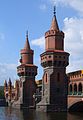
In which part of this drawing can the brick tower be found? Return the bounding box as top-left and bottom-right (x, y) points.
(8, 78), (12, 102)
(17, 32), (37, 108)
(37, 7), (69, 112)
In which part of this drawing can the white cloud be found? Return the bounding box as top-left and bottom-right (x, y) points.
(63, 17), (83, 72)
(31, 36), (45, 49)
(0, 63), (18, 85)
(50, 0), (83, 14)
(39, 4), (47, 10)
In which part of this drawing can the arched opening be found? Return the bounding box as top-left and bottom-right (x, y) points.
(78, 83), (82, 95)
(46, 73), (47, 83)
(74, 84), (77, 95)
(69, 101), (83, 112)
(69, 84), (72, 95)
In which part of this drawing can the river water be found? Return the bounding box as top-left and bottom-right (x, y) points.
(0, 107), (83, 120)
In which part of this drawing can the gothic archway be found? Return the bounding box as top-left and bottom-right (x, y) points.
(69, 84), (72, 95)
(78, 83), (82, 95)
(74, 83), (77, 95)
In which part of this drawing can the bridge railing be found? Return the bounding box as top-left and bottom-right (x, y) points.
(68, 92), (82, 96)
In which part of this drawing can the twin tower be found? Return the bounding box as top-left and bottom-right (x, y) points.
(17, 9), (69, 111)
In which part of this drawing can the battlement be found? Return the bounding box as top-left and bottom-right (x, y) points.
(45, 30), (64, 38)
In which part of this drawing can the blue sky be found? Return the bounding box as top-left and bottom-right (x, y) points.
(0, 0), (83, 85)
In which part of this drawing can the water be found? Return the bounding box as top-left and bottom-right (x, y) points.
(0, 107), (83, 120)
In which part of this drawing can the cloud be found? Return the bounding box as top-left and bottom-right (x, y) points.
(31, 17), (83, 73)
(50, 0), (83, 14)
(39, 4), (47, 10)
(31, 36), (45, 49)
(0, 63), (18, 85)
(63, 17), (83, 72)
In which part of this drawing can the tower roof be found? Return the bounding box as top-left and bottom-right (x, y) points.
(24, 31), (30, 50)
(50, 6), (59, 31)
(4, 80), (7, 86)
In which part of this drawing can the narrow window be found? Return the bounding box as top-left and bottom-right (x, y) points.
(46, 73), (47, 83)
(74, 84), (77, 95)
(69, 84), (72, 95)
(78, 83), (82, 95)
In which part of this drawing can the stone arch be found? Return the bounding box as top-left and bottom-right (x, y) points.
(74, 83), (77, 95)
(68, 96), (83, 109)
(46, 73), (48, 83)
(68, 101), (83, 112)
(78, 83), (82, 95)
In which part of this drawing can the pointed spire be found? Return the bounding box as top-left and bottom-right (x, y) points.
(4, 80), (7, 87)
(24, 31), (30, 50)
(8, 78), (12, 84)
(53, 6), (56, 16)
(50, 6), (59, 31)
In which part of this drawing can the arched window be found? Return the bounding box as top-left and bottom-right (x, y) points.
(74, 84), (77, 95)
(69, 84), (72, 95)
(78, 83), (82, 95)
(46, 73), (47, 83)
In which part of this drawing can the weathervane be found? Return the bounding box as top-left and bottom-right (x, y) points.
(53, 6), (56, 16)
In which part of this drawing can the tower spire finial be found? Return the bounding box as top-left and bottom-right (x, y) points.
(26, 30), (28, 38)
(50, 5), (59, 31)
(53, 6), (56, 16)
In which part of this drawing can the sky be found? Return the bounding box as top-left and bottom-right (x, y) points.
(0, 0), (83, 85)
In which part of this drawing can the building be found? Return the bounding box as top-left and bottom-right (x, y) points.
(4, 78), (20, 105)
(17, 32), (37, 108)
(4, 33), (38, 108)
(4, 7), (83, 112)
(36, 7), (69, 112)
(68, 70), (83, 96)
(4, 7), (70, 111)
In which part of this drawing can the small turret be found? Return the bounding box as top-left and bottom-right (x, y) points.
(24, 31), (30, 50)
(4, 80), (7, 89)
(17, 31), (37, 108)
(8, 78), (12, 88)
(8, 78), (12, 101)
(4, 80), (8, 99)
(20, 31), (34, 64)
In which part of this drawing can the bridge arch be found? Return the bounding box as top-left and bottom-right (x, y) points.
(68, 101), (83, 112)
(68, 96), (83, 111)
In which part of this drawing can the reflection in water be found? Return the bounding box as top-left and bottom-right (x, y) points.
(0, 107), (83, 120)
(68, 112), (83, 120)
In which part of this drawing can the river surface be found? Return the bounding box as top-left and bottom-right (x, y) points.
(0, 107), (83, 120)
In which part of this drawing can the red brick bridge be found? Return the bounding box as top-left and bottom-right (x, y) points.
(68, 95), (83, 111)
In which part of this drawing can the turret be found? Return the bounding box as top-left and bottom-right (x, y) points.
(37, 6), (70, 112)
(20, 31), (34, 64)
(45, 7), (64, 51)
(4, 80), (8, 99)
(17, 31), (37, 108)
(8, 78), (12, 101)
(4, 80), (7, 90)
